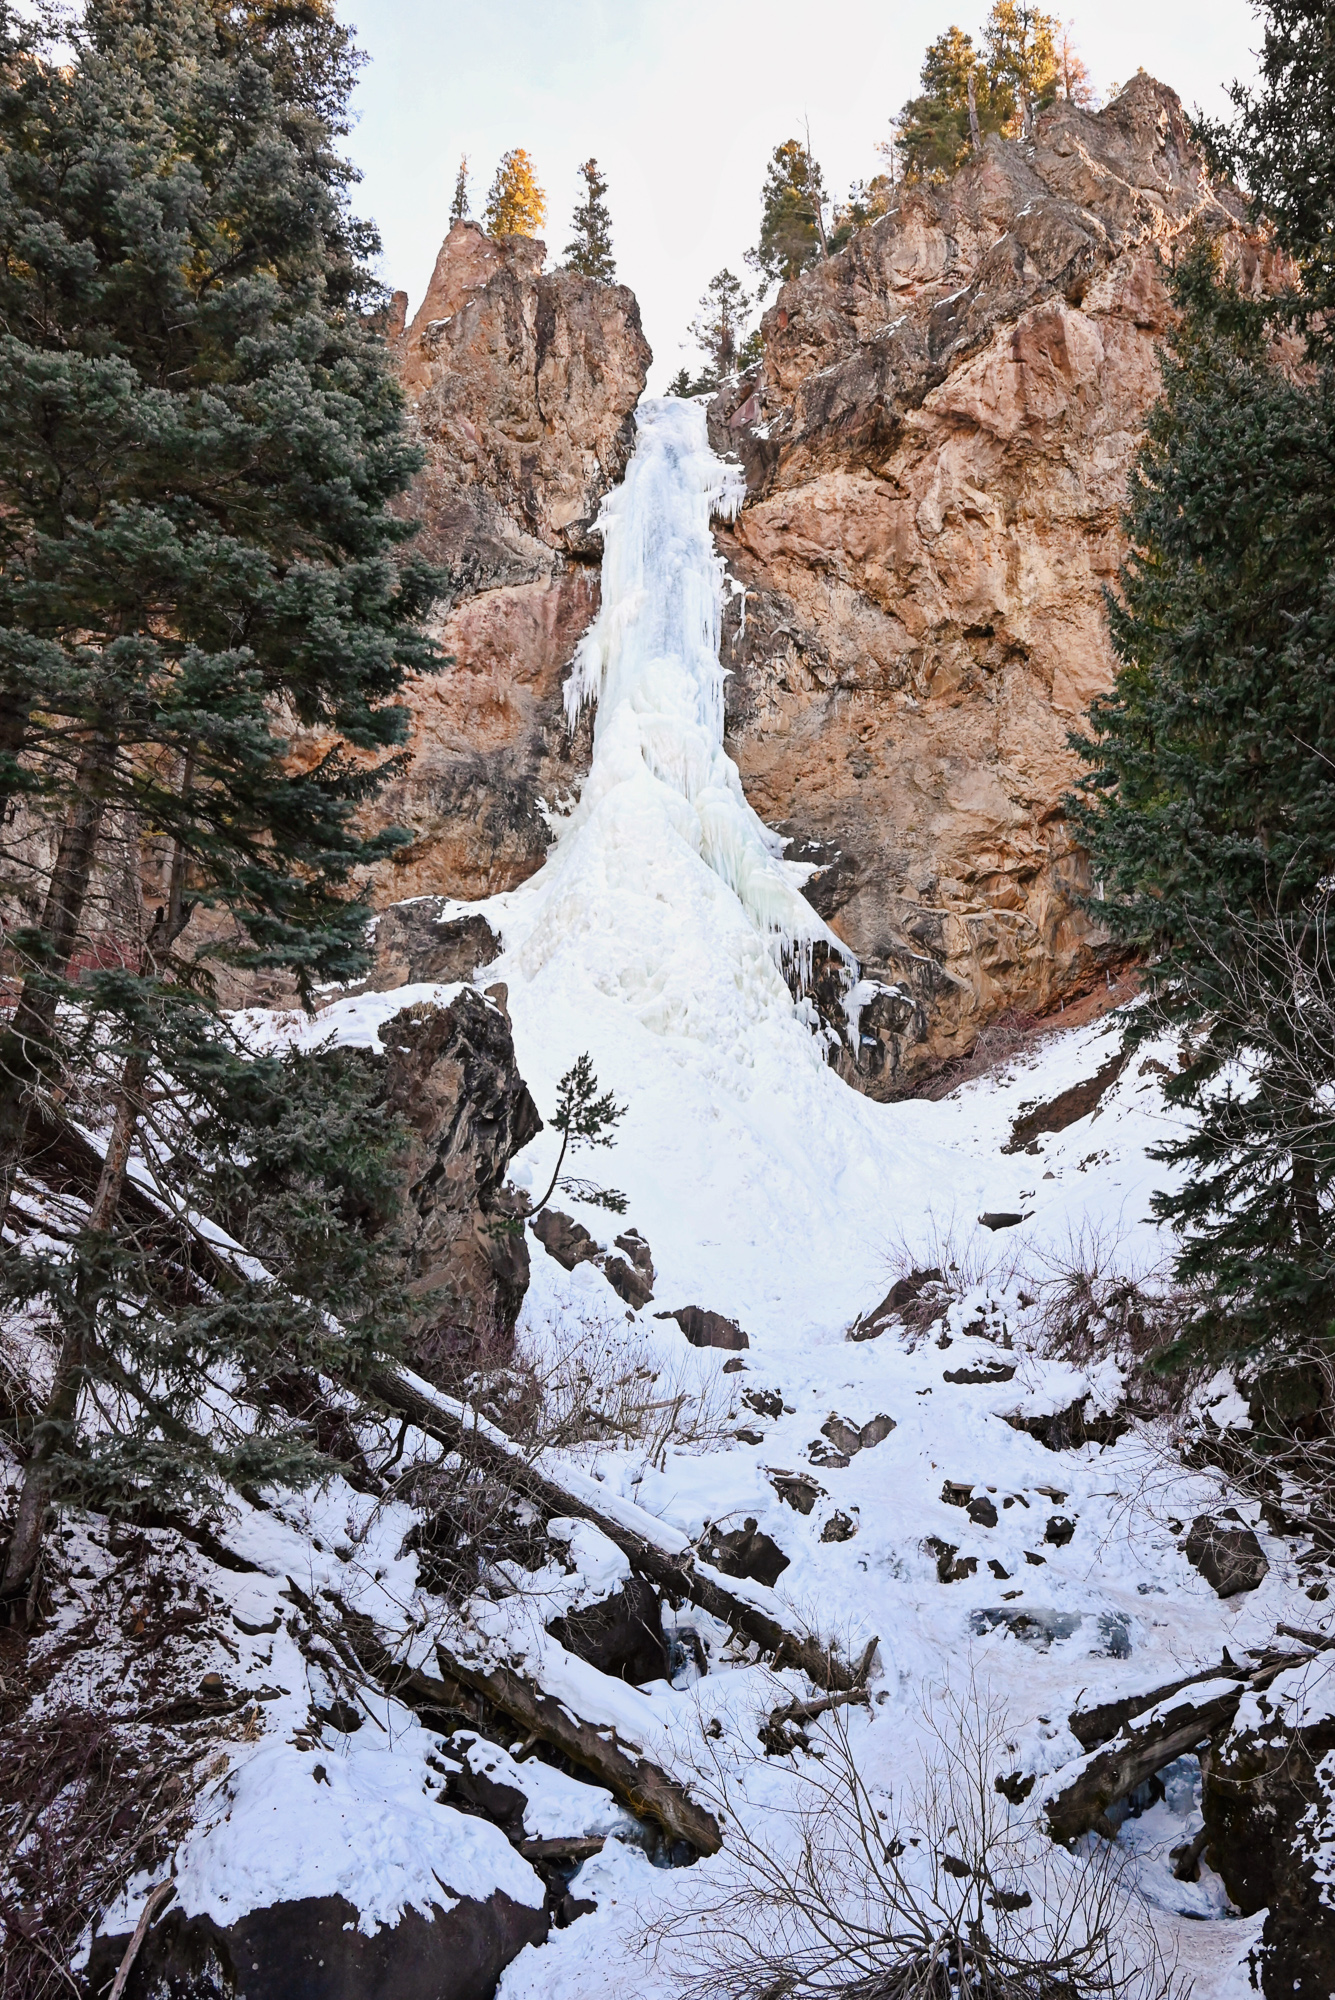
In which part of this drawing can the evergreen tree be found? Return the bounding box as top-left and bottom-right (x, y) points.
(898, 26), (996, 182)
(483, 147), (547, 238)
(0, 0), (441, 1219)
(1068, 232), (1335, 1359)
(0, 0), (443, 1612)
(1195, 0), (1335, 357)
(748, 139), (828, 287)
(450, 153), (470, 223)
(564, 156), (615, 281)
(687, 268), (750, 386)
(984, 1), (1059, 135)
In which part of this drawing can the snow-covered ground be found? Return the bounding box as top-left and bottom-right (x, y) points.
(140, 398), (1330, 1993)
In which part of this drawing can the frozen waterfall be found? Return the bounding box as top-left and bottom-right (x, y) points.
(490, 397), (848, 1062)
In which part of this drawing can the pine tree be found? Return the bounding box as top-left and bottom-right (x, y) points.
(1068, 233), (1335, 1359)
(450, 153), (470, 223)
(564, 157), (615, 281)
(483, 147), (547, 238)
(0, 0), (443, 1612)
(898, 27), (996, 182)
(984, 1), (1060, 135)
(748, 139), (828, 287)
(687, 268), (750, 386)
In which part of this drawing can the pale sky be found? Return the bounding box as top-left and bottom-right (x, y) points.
(337, 0), (1263, 392)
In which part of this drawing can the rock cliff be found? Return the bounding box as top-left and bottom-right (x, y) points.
(710, 74), (1280, 1090)
(376, 223), (651, 902)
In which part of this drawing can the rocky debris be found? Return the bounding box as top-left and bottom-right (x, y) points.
(770, 1472), (824, 1516)
(1002, 1398), (1128, 1451)
(743, 1387), (786, 1420)
(849, 1268), (946, 1340)
(1183, 1513), (1269, 1597)
(974, 1607), (1084, 1650)
(978, 1212), (1027, 1232)
(968, 1496), (999, 1529)
(531, 1208), (600, 1271)
(1044, 1515), (1076, 1546)
(925, 1538), (978, 1584)
(698, 1517), (790, 1589)
(821, 1511), (858, 1543)
(370, 994), (542, 1371)
(711, 76), (1286, 1091)
(358, 221), (651, 906)
(547, 1576), (668, 1686)
(369, 902), (503, 990)
(657, 1305), (749, 1350)
(89, 1888), (548, 2000)
(1002, 1047), (1129, 1153)
(531, 1212), (655, 1308)
(811, 1412), (896, 1472)
(943, 1360), (1017, 1385)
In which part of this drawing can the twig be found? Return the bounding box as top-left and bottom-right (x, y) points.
(108, 1881), (175, 2000)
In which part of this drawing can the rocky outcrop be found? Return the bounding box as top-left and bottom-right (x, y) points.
(89, 1888), (548, 2000)
(711, 75), (1283, 1089)
(372, 991), (542, 1370)
(374, 223), (651, 904)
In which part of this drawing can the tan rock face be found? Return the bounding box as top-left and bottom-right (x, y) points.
(376, 222), (651, 906)
(711, 75), (1281, 1092)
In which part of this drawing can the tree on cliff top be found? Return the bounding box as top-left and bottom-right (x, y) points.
(686, 268), (750, 387)
(748, 138), (828, 287)
(450, 153), (470, 223)
(484, 147), (547, 237)
(898, 5), (1066, 183)
(564, 157), (615, 281)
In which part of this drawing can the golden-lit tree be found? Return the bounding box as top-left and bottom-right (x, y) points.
(483, 147), (547, 237)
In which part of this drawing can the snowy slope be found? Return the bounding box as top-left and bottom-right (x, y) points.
(234, 399), (1321, 1996)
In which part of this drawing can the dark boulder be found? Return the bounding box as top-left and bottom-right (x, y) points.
(1204, 1680), (1335, 2000)
(1184, 1514), (1268, 1597)
(547, 1575), (668, 1685)
(89, 1888), (547, 2000)
(656, 1306), (748, 1350)
(849, 1268), (945, 1341)
(699, 1516), (789, 1587)
(369, 993), (542, 1372)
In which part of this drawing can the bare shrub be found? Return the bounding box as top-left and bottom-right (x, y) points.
(875, 1212), (1020, 1341)
(1021, 1225), (1199, 1418)
(656, 1678), (1183, 2000)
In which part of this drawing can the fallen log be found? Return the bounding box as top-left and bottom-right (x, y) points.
(1050, 1644), (1317, 1843)
(365, 1364), (876, 1694)
(307, 1584), (723, 1857)
(1046, 1678), (1248, 1844)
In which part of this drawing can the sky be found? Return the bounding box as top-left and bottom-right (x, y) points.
(336, 0), (1263, 393)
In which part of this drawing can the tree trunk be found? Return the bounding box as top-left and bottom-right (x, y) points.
(0, 727), (116, 1216)
(967, 70), (983, 151)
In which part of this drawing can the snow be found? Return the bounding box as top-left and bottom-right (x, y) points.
(189, 396), (1326, 1992)
(148, 1734), (544, 1935)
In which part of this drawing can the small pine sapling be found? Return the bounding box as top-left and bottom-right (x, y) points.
(528, 1054), (627, 1216)
(450, 153), (470, 223)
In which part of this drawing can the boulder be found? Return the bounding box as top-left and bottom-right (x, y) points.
(373, 993), (542, 1371)
(698, 1517), (790, 1588)
(1184, 1514), (1268, 1597)
(88, 1888), (548, 2000)
(370, 904), (503, 991)
(657, 1306), (749, 1351)
(547, 1575), (667, 1686)
(531, 1209), (600, 1272)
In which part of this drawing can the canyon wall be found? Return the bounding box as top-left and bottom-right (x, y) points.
(373, 81), (1275, 1089)
(375, 222), (650, 903)
(710, 74), (1278, 1090)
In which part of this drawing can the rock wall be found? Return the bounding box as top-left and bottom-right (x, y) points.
(373, 223), (651, 904)
(710, 75), (1280, 1090)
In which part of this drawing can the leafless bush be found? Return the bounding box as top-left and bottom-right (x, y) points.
(0, 1704), (212, 2000)
(657, 1680), (1183, 2000)
(1021, 1225), (1200, 1417)
(877, 1213), (1019, 1340)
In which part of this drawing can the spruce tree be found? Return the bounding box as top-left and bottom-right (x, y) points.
(687, 268), (750, 386)
(564, 157), (615, 281)
(0, 0), (441, 1213)
(483, 147), (547, 238)
(748, 139), (828, 287)
(0, 0), (443, 1612)
(1068, 231), (1335, 1358)
(450, 153), (470, 223)
(898, 26), (993, 183)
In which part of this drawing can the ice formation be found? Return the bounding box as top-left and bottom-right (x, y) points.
(491, 398), (848, 1057)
